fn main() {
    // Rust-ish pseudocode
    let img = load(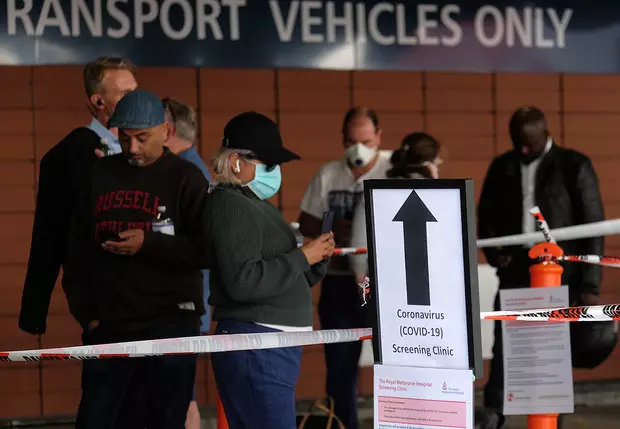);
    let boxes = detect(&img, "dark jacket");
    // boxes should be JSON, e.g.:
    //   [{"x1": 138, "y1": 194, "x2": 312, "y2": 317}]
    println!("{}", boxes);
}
[
  {"x1": 19, "y1": 127, "x2": 101, "y2": 334},
  {"x1": 478, "y1": 143, "x2": 604, "y2": 298}
]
